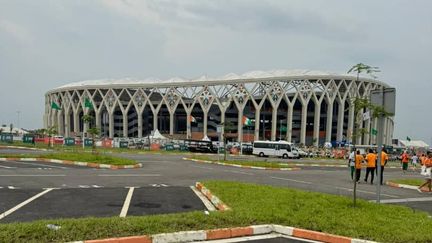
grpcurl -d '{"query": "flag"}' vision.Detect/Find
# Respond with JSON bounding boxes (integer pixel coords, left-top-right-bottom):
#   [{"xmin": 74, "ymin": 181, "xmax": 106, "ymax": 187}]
[
  {"xmin": 406, "ymin": 136, "xmax": 411, "ymax": 141},
  {"xmin": 371, "ymin": 128, "xmax": 378, "ymax": 135},
  {"xmin": 188, "ymin": 115, "xmax": 196, "ymax": 123},
  {"xmin": 51, "ymin": 101, "xmax": 61, "ymax": 110},
  {"xmin": 84, "ymin": 98, "xmax": 94, "ymax": 109},
  {"xmin": 362, "ymin": 111, "xmax": 370, "ymax": 121},
  {"xmin": 242, "ymin": 116, "xmax": 252, "ymax": 126}
]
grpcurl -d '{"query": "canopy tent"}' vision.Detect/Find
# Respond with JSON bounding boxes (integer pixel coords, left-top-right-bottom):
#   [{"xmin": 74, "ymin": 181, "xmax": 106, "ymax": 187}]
[
  {"xmin": 202, "ymin": 135, "xmax": 211, "ymax": 141},
  {"xmin": 398, "ymin": 140, "xmax": 429, "ymax": 148},
  {"xmin": 149, "ymin": 129, "xmax": 167, "ymax": 140}
]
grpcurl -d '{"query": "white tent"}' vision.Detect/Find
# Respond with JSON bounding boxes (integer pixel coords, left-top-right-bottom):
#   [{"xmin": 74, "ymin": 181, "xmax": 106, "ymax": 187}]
[
  {"xmin": 202, "ymin": 135, "xmax": 211, "ymax": 141},
  {"xmin": 399, "ymin": 140, "xmax": 429, "ymax": 148},
  {"xmin": 150, "ymin": 129, "xmax": 167, "ymax": 140}
]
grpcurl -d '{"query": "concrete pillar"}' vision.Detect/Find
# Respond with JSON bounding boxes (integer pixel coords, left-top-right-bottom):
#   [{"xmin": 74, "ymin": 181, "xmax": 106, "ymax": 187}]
[
  {"xmin": 203, "ymin": 110, "xmax": 208, "ymax": 137},
  {"xmin": 364, "ymin": 114, "xmax": 371, "ymax": 145},
  {"xmin": 336, "ymin": 100, "xmax": 345, "ymax": 142},
  {"xmin": 300, "ymin": 102, "xmax": 308, "ymax": 145},
  {"xmin": 347, "ymin": 102, "xmax": 355, "ymax": 144},
  {"xmin": 109, "ymin": 112, "xmax": 114, "ymax": 138},
  {"xmin": 237, "ymin": 109, "xmax": 243, "ymax": 142},
  {"xmin": 186, "ymin": 111, "xmax": 191, "ymax": 139},
  {"xmin": 64, "ymin": 110, "xmax": 70, "ymax": 137},
  {"xmin": 153, "ymin": 110, "xmax": 158, "ymax": 132},
  {"xmin": 169, "ymin": 112, "xmax": 174, "ymax": 136},
  {"xmin": 57, "ymin": 111, "xmax": 64, "ymax": 136},
  {"xmin": 254, "ymin": 109, "xmax": 260, "ymax": 141},
  {"xmin": 286, "ymin": 105, "xmax": 293, "ymax": 143},
  {"xmin": 95, "ymin": 111, "xmax": 101, "ymax": 131},
  {"xmin": 122, "ymin": 112, "xmax": 128, "ymax": 138},
  {"xmin": 271, "ymin": 106, "xmax": 277, "ymax": 141},
  {"xmin": 325, "ymin": 101, "xmax": 333, "ymax": 142},
  {"xmin": 313, "ymin": 101, "xmax": 321, "ymax": 147},
  {"xmin": 73, "ymin": 111, "xmax": 80, "ymax": 134},
  {"xmin": 220, "ymin": 110, "xmax": 226, "ymax": 137},
  {"xmin": 51, "ymin": 111, "xmax": 57, "ymax": 129},
  {"xmin": 137, "ymin": 111, "xmax": 143, "ymax": 138}
]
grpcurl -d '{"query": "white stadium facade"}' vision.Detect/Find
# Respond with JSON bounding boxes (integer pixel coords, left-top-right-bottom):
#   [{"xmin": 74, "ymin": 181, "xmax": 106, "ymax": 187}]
[{"xmin": 44, "ymin": 70, "xmax": 394, "ymax": 146}]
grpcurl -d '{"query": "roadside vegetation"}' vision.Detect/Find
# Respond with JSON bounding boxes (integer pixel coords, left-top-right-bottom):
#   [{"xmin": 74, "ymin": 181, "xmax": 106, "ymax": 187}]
[
  {"xmin": 0, "ymin": 152, "xmax": 136, "ymax": 166},
  {"xmin": 0, "ymin": 181, "xmax": 431, "ymax": 242}
]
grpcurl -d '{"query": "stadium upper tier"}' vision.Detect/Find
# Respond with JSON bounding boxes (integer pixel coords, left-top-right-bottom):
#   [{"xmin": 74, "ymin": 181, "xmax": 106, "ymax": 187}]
[{"xmin": 47, "ymin": 69, "xmax": 388, "ymax": 94}]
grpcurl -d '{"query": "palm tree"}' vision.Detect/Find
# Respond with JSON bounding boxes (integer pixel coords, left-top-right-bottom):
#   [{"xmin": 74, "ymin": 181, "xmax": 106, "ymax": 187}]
[{"xmin": 347, "ymin": 63, "xmax": 380, "ymax": 206}]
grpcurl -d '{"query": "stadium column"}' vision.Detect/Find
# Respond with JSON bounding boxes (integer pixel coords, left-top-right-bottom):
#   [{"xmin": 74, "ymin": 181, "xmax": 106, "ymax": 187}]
[
  {"xmin": 203, "ymin": 110, "xmax": 208, "ymax": 138},
  {"xmin": 271, "ymin": 105, "xmax": 277, "ymax": 141},
  {"xmin": 300, "ymin": 101, "xmax": 308, "ymax": 145},
  {"xmin": 238, "ymin": 108, "xmax": 243, "ymax": 142},
  {"xmin": 51, "ymin": 110, "xmax": 57, "ymax": 130},
  {"xmin": 137, "ymin": 110, "xmax": 143, "ymax": 138},
  {"xmin": 312, "ymin": 99, "xmax": 321, "ymax": 147},
  {"xmin": 364, "ymin": 112, "xmax": 371, "ymax": 145},
  {"xmin": 336, "ymin": 99, "xmax": 345, "ymax": 142},
  {"xmin": 95, "ymin": 110, "xmax": 101, "ymax": 136},
  {"xmin": 347, "ymin": 100, "xmax": 355, "ymax": 144},
  {"xmin": 286, "ymin": 104, "xmax": 293, "ymax": 143},
  {"xmin": 254, "ymin": 106, "xmax": 261, "ymax": 141},
  {"xmin": 73, "ymin": 110, "xmax": 80, "ymax": 135},
  {"xmin": 186, "ymin": 110, "xmax": 192, "ymax": 139},
  {"xmin": 169, "ymin": 111, "xmax": 174, "ymax": 136},
  {"xmin": 356, "ymin": 108, "xmax": 364, "ymax": 144},
  {"xmin": 325, "ymin": 99, "xmax": 333, "ymax": 143},
  {"xmin": 108, "ymin": 111, "xmax": 114, "ymax": 138},
  {"xmin": 122, "ymin": 111, "xmax": 128, "ymax": 138},
  {"xmin": 64, "ymin": 109, "xmax": 70, "ymax": 137},
  {"xmin": 57, "ymin": 110, "xmax": 64, "ymax": 136}
]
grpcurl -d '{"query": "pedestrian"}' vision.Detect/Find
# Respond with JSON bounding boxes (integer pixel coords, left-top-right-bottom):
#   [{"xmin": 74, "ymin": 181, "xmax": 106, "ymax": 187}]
[
  {"xmin": 377, "ymin": 148, "xmax": 389, "ymax": 185},
  {"xmin": 348, "ymin": 149, "xmax": 355, "ymax": 180},
  {"xmin": 355, "ymin": 150, "xmax": 364, "ymax": 183},
  {"xmin": 411, "ymin": 153, "xmax": 419, "ymax": 171},
  {"xmin": 364, "ymin": 149, "xmax": 377, "ymax": 184},
  {"xmin": 401, "ymin": 151, "xmax": 409, "ymax": 173},
  {"xmin": 420, "ymin": 153, "xmax": 426, "ymax": 166},
  {"xmin": 418, "ymin": 153, "xmax": 432, "ymax": 192}
]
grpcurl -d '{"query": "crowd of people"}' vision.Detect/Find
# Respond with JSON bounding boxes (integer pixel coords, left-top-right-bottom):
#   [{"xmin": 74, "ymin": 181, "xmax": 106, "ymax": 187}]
[{"xmin": 347, "ymin": 149, "xmax": 432, "ymax": 191}]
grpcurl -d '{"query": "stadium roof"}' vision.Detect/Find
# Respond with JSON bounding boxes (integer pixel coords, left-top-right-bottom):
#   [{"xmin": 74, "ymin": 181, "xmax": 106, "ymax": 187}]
[{"xmin": 49, "ymin": 69, "xmax": 388, "ymax": 92}]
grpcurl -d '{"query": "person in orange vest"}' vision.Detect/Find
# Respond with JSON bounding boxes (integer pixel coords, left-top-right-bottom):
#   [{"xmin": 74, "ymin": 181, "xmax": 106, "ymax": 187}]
[
  {"xmin": 364, "ymin": 149, "xmax": 377, "ymax": 184},
  {"xmin": 420, "ymin": 154, "xmax": 426, "ymax": 166},
  {"xmin": 418, "ymin": 153, "xmax": 432, "ymax": 192},
  {"xmin": 377, "ymin": 148, "xmax": 389, "ymax": 185},
  {"xmin": 355, "ymin": 150, "xmax": 364, "ymax": 183},
  {"xmin": 401, "ymin": 151, "xmax": 410, "ymax": 173}
]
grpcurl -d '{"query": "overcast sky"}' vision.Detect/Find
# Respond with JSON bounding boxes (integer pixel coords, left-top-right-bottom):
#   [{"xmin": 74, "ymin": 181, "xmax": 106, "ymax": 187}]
[{"xmin": 0, "ymin": 0, "xmax": 431, "ymax": 143}]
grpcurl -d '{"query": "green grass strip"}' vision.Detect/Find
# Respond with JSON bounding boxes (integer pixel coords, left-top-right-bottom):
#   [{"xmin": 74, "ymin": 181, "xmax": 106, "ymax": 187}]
[
  {"xmin": 0, "ymin": 181, "xmax": 431, "ymax": 242},
  {"xmin": 389, "ymin": 178, "xmax": 424, "ymax": 186},
  {"xmin": 0, "ymin": 152, "xmax": 137, "ymax": 166},
  {"xmin": 190, "ymin": 155, "xmax": 295, "ymax": 168}
]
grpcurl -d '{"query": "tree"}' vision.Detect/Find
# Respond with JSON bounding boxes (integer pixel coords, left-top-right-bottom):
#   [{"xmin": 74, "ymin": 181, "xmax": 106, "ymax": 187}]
[
  {"xmin": 82, "ymin": 114, "xmax": 94, "ymax": 149},
  {"xmin": 87, "ymin": 127, "xmax": 100, "ymax": 153},
  {"xmin": 45, "ymin": 126, "xmax": 57, "ymax": 148},
  {"xmin": 347, "ymin": 63, "xmax": 381, "ymax": 207}
]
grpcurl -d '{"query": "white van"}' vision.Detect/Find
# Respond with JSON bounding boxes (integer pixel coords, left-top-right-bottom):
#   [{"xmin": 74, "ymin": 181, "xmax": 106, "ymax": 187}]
[{"xmin": 252, "ymin": 141, "xmax": 299, "ymax": 159}]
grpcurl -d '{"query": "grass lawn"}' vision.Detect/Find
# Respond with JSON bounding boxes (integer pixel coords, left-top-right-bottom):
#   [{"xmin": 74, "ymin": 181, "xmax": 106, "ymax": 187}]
[
  {"xmin": 0, "ymin": 152, "xmax": 137, "ymax": 166},
  {"xmin": 0, "ymin": 181, "xmax": 431, "ymax": 242},
  {"xmin": 389, "ymin": 178, "xmax": 424, "ymax": 186}
]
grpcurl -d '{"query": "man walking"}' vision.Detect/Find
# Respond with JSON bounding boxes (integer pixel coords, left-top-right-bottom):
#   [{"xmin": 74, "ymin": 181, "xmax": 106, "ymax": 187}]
[
  {"xmin": 348, "ymin": 149, "xmax": 355, "ymax": 180},
  {"xmin": 401, "ymin": 151, "xmax": 410, "ymax": 173},
  {"xmin": 355, "ymin": 150, "xmax": 364, "ymax": 183},
  {"xmin": 364, "ymin": 149, "xmax": 377, "ymax": 184},
  {"xmin": 378, "ymin": 148, "xmax": 389, "ymax": 185}
]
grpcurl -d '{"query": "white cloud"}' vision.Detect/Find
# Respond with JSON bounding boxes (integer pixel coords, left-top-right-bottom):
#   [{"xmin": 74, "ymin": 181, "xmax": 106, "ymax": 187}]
[{"xmin": 0, "ymin": 19, "xmax": 33, "ymax": 44}]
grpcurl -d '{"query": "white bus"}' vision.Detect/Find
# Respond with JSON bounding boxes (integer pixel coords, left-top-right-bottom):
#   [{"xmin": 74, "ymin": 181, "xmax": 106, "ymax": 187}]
[{"xmin": 252, "ymin": 141, "xmax": 299, "ymax": 159}]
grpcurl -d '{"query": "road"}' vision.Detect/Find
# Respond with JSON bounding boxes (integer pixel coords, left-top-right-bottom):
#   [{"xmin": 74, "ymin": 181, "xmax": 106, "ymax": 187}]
[{"xmin": 0, "ymin": 148, "xmax": 431, "ymax": 223}]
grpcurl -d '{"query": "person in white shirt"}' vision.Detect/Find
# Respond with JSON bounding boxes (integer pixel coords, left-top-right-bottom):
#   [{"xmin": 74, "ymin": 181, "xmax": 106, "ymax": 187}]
[
  {"xmin": 411, "ymin": 154, "xmax": 419, "ymax": 171},
  {"xmin": 349, "ymin": 150, "xmax": 355, "ymax": 180}
]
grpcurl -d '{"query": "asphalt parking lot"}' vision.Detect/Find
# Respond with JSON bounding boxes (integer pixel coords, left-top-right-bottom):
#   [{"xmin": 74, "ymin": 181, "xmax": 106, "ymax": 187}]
[
  {"xmin": 0, "ymin": 186, "xmax": 207, "ymax": 223},
  {"xmin": 1, "ymin": 147, "xmax": 432, "ymax": 223}
]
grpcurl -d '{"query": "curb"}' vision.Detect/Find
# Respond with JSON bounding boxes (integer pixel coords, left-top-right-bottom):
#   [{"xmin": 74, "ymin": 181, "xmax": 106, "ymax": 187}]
[
  {"xmin": 195, "ymin": 182, "xmax": 230, "ymax": 211},
  {"xmin": 0, "ymin": 157, "xmax": 142, "ymax": 170},
  {"xmin": 0, "ymin": 145, "xmax": 49, "ymax": 151},
  {"xmin": 78, "ymin": 224, "xmax": 377, "ymax": 243},
  {"xmin": 183, "ymin": 158, "xmax": 301, "ymax": 171},
  {"xmin": 386, "ymin": 181, "xmax": 431, "ymax": 192}
]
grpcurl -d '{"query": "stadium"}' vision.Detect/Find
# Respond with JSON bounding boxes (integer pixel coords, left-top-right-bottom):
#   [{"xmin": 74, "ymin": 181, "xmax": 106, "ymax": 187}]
[{"xmin": 44, "ymin": 70, "xmax": 394, "ymax": 146}]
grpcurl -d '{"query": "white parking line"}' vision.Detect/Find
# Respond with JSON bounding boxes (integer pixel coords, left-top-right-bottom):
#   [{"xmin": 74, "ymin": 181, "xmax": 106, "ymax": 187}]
[
  {"xmin": 222, "ymin": 169, "xmax": 254, "ymax": 176},
  {"xmin": 0, "ymin": 188, "xmax": 55, "ymax": 220},
  {"xmin": 190, "ymin": 165, "xmax": 214, "ymax": 170},
  {"xmin": 376, "ymin": 197, "xmax": 432, "ymax": 204},
  {"xmin": 0, "ymin": 165, "xmax": 16, "ymax": 169},
  {"xmin": 98, "ymin": 174, "xmax": 161, "ymax": 177},
  {"xmin": 120, "ymin": 187, "xmax": 135, "ymax": 217},
  {"xmin": 270, "ymin": 176, "xmax": 312, "ymax": 184},
  {"xmin": 0, "ymin": 175, "xmax": 66, "ymax": 177},
  {"xmin": 335, "ymin": 186, "xmax": 399, "ymax": 198},
  {"xmin": 4, "ymin": 160, "xmax": 68, "ymax": 169}
]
